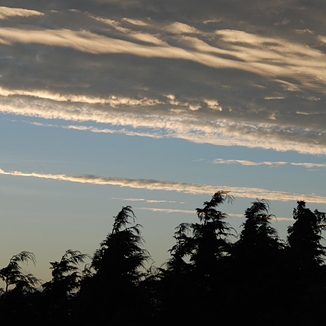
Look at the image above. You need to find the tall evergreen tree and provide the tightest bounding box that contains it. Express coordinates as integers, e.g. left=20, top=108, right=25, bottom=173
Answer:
left=162, top=192, right=234, bottom=324
left=167, top=191, right=234, bottom=277
left=76, top=206, right=150, bottom=325
left=282, top=201, right=326, bottom=324
left=287, top=201, right=326, bottom=271
left=91, top=206, right=149, bottom=281
left=231, top=200, right=285, bottom=325
left=233, top=199, right=282, bottom=266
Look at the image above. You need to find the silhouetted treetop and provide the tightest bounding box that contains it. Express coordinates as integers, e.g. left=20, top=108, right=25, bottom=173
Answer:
left=91, top=206, right=149, bottom=282
left=288, top=201, right=326, bottom=269
left=239, top=199, right=280, bottom=250
left=167, top=191, right=234, bottom=278
left=0, top=251, right=39, bottom=293
left=42, top=249, right=88, bottom=296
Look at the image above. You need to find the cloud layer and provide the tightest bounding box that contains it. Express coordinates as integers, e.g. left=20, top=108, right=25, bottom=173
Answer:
left=0, top=3, right=326, bottom=154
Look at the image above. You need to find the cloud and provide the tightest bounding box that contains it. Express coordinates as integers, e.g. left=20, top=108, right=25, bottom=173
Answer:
left=138, top=207, right=195, bottom=214
left=0, top=26, right=325, bottom=92
left=264, top=97, right=285, bottom=100
left=112, top=197, right=145, bottom=202
left=290, top=162, right=326, bottom=169
left=212, top=159, right=326, bottom=169
left=0, top=5, right=326, bottom=156
left=1, top=168, right=326, bottom=203
left=2, top=96, right=326, bottom=155
left=112, top=197, right=176, bottom=203
left=212, top=159, right=286, bottom=166
left=0, top=86, right=164, bottom=106
left=164, top=22, right=199, bottom=34
left=0, top=6, right=44, bottom=19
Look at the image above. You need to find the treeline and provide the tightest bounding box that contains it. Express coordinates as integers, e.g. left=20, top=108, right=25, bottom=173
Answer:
left=1, top=192, right=326, bottom=325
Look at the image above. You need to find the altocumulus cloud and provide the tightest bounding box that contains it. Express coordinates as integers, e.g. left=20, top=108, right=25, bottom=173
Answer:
left=1, top=168, right=326, bottom=204
left=1, top=98, right=326, bottom=155
left=0, top=2, right=326, bottom=155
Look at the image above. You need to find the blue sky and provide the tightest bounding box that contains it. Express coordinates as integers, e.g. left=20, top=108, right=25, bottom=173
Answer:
left=0, top=1, right=326, bottom=283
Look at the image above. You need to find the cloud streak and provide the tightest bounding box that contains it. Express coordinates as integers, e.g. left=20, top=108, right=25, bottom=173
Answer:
left=1, top=168, right=326, bottom=203
left=137, top=207, right=195, bottom=214
left=0, top=26, right=325, bottom=92
left=112, top=197, right=178, bottom=204
left=212, top=159, right=326, bottom=169
left=0, top=6, right=44, bottom=19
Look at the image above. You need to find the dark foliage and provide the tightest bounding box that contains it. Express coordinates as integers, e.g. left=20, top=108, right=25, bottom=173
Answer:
left=1, top=196, right=326, bottom=325
left=288, top=201, right=326, bottom=271
left=75, top=206, right=151, bottom=325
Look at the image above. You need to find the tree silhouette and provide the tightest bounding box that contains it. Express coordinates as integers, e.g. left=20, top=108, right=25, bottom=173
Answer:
left=162, top=192, right=234, bottom=324
left=283, top=201, right=326, bottom=324
left=231, top=200, right=286, bottom=325
left=43, top=249, right=88, bottom=297
left=41, top=249, right=88, bottom=324
left=234, top=199, right=282, bottom=264
left=91, top=206, right=149, bottom=280
left=1, top=196, right=326, bottom=325
left=167, top=191, right=234, bottom=277
left=0, top=251, right=39, bottom=293
left=0, top=252, right=41, bottom=324
left=76, top=206, right=150, bottom=325
left=287, top=201, right=326, bottom=271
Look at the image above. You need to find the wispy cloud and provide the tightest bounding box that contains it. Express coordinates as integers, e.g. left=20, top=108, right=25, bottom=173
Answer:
left=0, top=6, right=44, bottom=19
left=1, top=168, right=326, bottom=203
left=0, top=26, right=325, bottom=92
left=212, top=159, right=287, bottom=166
left=137, top=207, right=195, bottom=214
left=112, top=197, right=177, bottom=204
left=212, top=159, right=326, bottom=169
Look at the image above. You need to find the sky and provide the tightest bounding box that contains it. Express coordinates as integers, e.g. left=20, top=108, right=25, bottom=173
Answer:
left=0, top=0, right=326, bottom=283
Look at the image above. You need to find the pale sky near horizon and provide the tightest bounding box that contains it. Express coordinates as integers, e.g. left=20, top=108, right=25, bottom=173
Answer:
left=0, top=1, right=326, bottom=283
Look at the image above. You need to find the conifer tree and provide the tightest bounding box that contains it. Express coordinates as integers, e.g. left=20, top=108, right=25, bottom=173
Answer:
left=77, top=206, right=150, bottom=324
left=287, top=201, right=326, bottom=271
left=167, top=191, right=234, bottom=278
left=0, top=252, right=40, bottom=323
left=234, top=199, right=282, bottom=266
left=0, top=251, right=39, bottom=293
left=42, top=249, right=88, bottom=298
left=162, top=192, right=234, bottom=324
